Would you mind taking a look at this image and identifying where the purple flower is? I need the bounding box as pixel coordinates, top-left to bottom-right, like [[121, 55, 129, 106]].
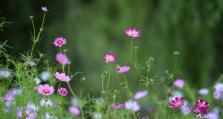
[[169, 97, 184, 109], [104, 53, 117, 63], [69, 106, 80, 116], [133, 90, 148, 100], [53, 37, 66, 47], [125, 100, 140, 112], [55, 72, 71, 82], [117, 66, 130, 74], [56, 53, 69, 65], [4, 90, 16, 101], [124, 28, 141, 39], [112, 103, 125, 109], [17, 105, 37, 119], [190, 99, 210, 115], [174, 79, 184, 89], [213, 91, 222, 100], [57, 87, 68, 96], [36, 84, 54, 96], [198, 88, 209, 95]]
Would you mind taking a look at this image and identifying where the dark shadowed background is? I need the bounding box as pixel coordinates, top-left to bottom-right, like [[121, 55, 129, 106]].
[[1, 0, 223, 91]]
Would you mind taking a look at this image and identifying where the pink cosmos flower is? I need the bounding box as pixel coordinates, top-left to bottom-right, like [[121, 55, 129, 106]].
[[134, 90, 148, 100], [174, 79, 184, 89], [169, 97, 184, 109], [69, 106, 80, 116], [190, 99, 210, 115], [112, 103, 125, 109], [57, 87, 68, 96], [53, 37, 66, 47], [37, 84, 54, 96], [41, 6, 48, 12], [124, 28, 141, 39], [55, 72, 71, 82], [117, 66, 130, 74], [56, 53, 69, 65], [104, 53, 117, 63]]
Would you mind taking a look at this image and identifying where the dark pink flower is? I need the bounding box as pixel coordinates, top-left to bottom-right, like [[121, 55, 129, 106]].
[[55, 72, 71, 82], [169, 97, 184, 109], [117, 66, 130, 74], [190, 99, 210, 115], [124, 28, 141, 39], [53, 37, 66, 47], [56, 53, 69, 65], [36, 84, 54, 96], [104, 53, 117, 63], [112, 103, 125, 109], [57, 87, 68, 96]]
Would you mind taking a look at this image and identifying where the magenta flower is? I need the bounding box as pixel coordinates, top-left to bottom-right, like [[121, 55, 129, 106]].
[[169, 97, 184, 109], [134, 90, 148, 100], [112, 103, 125, 109], [104, 53, 117, 63], [36, 84, 54, 96], [190, 99, 210, 115], [56, 53, 69, 65], [53, 37, 66, 47], [124, 28, 141, 39], [69, 106, 80, 116], [41, 6, 48, 12], [117, 66, 130, 74], [57, 87, 68, 96], [55, 72, 71, 82], [174, 79, 184, 89]]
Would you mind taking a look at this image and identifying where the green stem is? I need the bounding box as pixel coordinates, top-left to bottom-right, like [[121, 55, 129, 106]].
[[124, 75, 132, 99], [67, 82, 76, 97]]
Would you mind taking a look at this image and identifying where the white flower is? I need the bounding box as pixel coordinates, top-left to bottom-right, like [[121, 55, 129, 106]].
[[93, 112, 102, 119], [198, 88, 209, 95], [214, 83, 223, 92], [40, 99, 53, 107], [125, 100, 140, 112], [34, 78, 41, 84], [40, 71, 51, 81], [0, 70, 12, 79]]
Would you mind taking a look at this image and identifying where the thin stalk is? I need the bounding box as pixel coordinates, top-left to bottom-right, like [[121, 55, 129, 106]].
[[67, 82, 76, 97], [124, 75, 132, 99]]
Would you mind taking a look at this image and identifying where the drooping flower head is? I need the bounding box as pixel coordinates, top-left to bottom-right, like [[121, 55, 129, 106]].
[[37, 84, 54, 96], [58, 87, 68, 96], [190, 99, 210, 115], [124, 28, 141, 39], [53, 37, 66, 47], [112, 103, 125, 109], [169, 97, 184, 109], [134, 90, 148, 100], [56, 53, 69, 65], [69, 106, 80, 116], [41, 6, 48, 12], [174, 79, 185, 89], [117, 66, 130, 74], [125, 100, 140, 112], [104, 53, 117, 63], [55, 72, 71, 82]]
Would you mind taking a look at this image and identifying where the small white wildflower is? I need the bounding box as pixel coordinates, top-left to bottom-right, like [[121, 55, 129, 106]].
[[0, 70, 12, 79], [40, 71, 51, 81], [40, 99, 53, 107]]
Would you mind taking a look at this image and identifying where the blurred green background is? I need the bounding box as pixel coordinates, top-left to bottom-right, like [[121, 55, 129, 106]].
[[1, 0, 223, 90]]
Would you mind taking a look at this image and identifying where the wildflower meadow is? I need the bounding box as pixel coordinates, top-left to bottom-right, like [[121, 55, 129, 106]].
[[1, 2, 223, 119]]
